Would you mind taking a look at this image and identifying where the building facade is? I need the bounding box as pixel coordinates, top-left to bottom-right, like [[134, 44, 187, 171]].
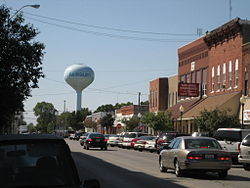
[[172, 18, 250, 133]]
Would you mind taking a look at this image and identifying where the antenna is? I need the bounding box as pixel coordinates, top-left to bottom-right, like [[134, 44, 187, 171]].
[[229, 0, 232, 20]]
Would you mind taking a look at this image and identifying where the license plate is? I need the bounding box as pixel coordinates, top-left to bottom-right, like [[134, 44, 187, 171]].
[[96, 139, 100, 142], [205, 154, 214, 159]]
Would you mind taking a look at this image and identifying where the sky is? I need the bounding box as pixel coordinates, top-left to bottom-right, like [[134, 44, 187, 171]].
[[3, 0, 250, 124]]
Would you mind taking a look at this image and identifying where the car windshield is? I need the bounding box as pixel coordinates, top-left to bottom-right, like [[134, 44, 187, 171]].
[[185, 139, 222, 150], [139, 136, 156, 140], [213, 130, 242, 142], [0, 140, 78, 187]]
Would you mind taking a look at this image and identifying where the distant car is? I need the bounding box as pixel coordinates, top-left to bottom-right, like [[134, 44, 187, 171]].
[[83, 132, 107, 150], [107, 134, 120, 147], [238, 133, 250, 171], [144, 136, 157, 152], [0, 134, 100, 188], [79, 132, 89, 146], [156, 132, 190, 153], [69, 133, 75, 140], [213, 128, 250, 164], [122, 132, 148, 149], [74, 132, 86, 141], [159, 136, 232, 178], [134, 136, 156, 152]]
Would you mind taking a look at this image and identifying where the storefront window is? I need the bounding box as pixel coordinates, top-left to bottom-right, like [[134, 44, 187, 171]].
[[228, 61, 232, 88], [235, 59, 239, 88], [222, 63, 226, 89], [211, 67, 215, 92], [217, 65, 220, 90]]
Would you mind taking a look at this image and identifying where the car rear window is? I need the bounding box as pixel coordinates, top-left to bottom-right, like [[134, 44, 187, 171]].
[[185, 139, 222, 149], [124, 133, 136, 138], [213, 130, 241, 142], [242, 135, 250, 146], [89, 134, 104, 138], [0, 140, 78, 187]]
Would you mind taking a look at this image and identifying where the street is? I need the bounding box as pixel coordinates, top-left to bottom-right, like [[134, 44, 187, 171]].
[[67, 139, 250, 188]]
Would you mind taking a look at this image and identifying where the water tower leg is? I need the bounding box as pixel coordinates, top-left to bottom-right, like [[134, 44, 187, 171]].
[[76, 91, 82, 111]]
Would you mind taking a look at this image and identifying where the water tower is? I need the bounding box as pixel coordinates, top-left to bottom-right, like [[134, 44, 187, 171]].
[[64, 64, 94, 112]]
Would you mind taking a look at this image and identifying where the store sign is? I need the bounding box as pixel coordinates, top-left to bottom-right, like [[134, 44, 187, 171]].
[[191, 62, 195, 71], [178, 83, 199, 97], [244, 110, 250, 121]]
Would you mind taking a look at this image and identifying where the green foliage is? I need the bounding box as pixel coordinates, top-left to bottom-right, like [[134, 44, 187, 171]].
[[194, 108, 241, 133], [57, 108, 91, 131], [94, 102, 133, 113], [27, 123, 36, 133], [100, 114, 115, 132], [122, 116, 140, 131], [141, 111, 173, 132], [0, 6, 45, 131], [33, 102, 57, 133], [83, 119, 97, 131]]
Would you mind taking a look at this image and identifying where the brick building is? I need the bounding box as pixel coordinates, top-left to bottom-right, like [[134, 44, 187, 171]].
[[171, 18, 250, 133], [149, 75, 178, 113]]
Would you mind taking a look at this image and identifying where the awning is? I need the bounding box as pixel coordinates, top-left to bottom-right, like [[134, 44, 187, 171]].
[[182, 91, 241, 119]]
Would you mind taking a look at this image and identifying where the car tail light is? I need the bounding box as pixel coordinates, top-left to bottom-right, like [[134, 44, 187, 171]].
[[143, 141, 148, 144], [87, 139, 92, 142], [218, 157, 230, 161], [104, 139, 108, 142], [238, 142, 241, 154], [187, 156, 202, 160]]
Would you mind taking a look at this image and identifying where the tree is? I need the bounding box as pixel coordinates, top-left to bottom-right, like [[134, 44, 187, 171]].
[[100, 114, 115, 133], [95, 104, 115, 113], [0, 6, 45, 132], [122, 116, 140, 131], [57, 108, 92, 131], [194, 108, 241, 134], [33, 102, 57, 133], [83, 119, 97, 131], [141, 111, 173, 133], [27, 123, 36, 133]]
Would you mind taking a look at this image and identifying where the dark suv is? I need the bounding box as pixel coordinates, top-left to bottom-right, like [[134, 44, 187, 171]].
[[0, 134, 99, 188], [155, 132, 190, 153], [83, 132, 107, 150]]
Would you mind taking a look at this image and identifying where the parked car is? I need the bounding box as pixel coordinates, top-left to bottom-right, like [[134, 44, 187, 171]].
[[69, 133, 76, 140], [238, 133, 250, 170], [83, 132, 107, 150], [134, 136, 156, 152], [156, 132, 190, 153], [0, 134, 100, 188], [159, 136, 232, 178], [75, 132, 86, 141], [213, 128, 250, 164], [122, 132, 148, 149], [107, 134, 120, 147], [79, 132, 89, 146], [144, 136, 157, 152]]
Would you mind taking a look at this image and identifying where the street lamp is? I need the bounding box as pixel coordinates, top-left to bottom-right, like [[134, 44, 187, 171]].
[[179, 104, 184, 131], [10, 4, 40, 19], [240, 94, 247, 129], [137, 112, 142, 132]]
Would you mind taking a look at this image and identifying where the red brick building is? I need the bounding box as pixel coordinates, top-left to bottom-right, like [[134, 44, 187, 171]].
[[171, 18, 250, 133]]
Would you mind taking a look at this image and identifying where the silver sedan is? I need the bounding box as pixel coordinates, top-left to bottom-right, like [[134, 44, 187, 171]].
[[159, 136, 232, 178]]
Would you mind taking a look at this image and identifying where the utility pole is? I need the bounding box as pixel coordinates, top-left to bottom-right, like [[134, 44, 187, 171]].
[[229, 0, 232, 20], [63, 100, 66, 112], [138, 92, 141, 113]]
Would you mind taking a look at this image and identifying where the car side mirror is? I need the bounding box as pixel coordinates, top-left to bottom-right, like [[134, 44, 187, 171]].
[[82, 179, 100, 188]]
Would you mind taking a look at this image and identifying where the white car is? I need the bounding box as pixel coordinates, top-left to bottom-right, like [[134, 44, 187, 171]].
[[213, 128, 250, 164], [238, 133, 250, 170], [144, 136, 157, 152], [122, 132, 148, 148], [107, 135, 120, 147]]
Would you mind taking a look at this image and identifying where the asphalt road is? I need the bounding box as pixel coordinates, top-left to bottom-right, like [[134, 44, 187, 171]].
[[67, 139, 250, 188]]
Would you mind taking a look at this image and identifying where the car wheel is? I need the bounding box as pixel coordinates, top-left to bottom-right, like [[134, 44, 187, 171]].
[[110, 145, 114, 147], [138, 149, 143, 152], [86, 145, 89, 150], [243, 163, 250, 171], [159, 157, 168, 172], [218, 170, 228, 178], [174, 159, 183, 177], [104, 146, 107, 150], [101, 147, 104, 150]]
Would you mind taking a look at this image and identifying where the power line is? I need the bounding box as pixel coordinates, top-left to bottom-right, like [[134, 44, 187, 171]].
[[24, 16, 193, 43], [22, 11, 197, 36]]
